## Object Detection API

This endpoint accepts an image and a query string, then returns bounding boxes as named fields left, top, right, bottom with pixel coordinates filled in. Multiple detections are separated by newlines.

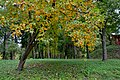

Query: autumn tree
left=65, top=0, right=104, bottom=58
left=0, top=0, right=104, bottom=71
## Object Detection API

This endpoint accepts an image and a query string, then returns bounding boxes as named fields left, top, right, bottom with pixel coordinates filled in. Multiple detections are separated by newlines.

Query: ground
left=0, top=59, right=120, bottom=80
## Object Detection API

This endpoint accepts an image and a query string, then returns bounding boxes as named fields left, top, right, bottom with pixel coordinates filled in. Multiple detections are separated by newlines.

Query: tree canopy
left=0, top=0, right=104, bottom=51
left=0, top=0, right=106, bottom=70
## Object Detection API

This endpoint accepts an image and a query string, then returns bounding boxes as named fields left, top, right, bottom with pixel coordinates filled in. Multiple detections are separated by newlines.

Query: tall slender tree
left=97, top=0, right=120, bottom=61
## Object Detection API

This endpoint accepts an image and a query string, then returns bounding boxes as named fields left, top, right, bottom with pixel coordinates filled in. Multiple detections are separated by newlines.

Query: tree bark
left=74, top=46, right=77, bottom=59
left=47, top=43, right=50, bottom=58
left=41, top=51, right=44, bottom=59
left=32, top=49, right=36, bottom=59
left=101, top=26, right=107, bottom=61
left=15, top=34, right=18, bottom=43
left=38, top=52, right=41, bottom=58
left=17, top=31, right=39, bottom=71
left=3, top=33, right=6, bottom=60
left=38, top=50, right=44, bottom=59
left=18, top=41, right=37, bottom=71
left=86, top=45, right=90, bottom=59
left=10, top=52, right=13, bottom=60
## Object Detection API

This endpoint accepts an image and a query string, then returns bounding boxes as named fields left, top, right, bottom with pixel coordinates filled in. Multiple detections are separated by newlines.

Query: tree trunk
left=47, top=43, right=50, bottom=58
left=10, top=52, right=13, bottom=60
left=39, top=49, right=44, bottom=59
left=15, top=34, right=18, bottom=43
left=101, top=27, right=107, bottom=61
left=74, top=46, right=77, bottom=59
left=32, top=49, right=36, bottom=59
left=41, top=51, right=44, bottom=59
left=3, top=33, right=6, bottom=60
left=18, top=41, right=37, bottom=71
left=86, top=45, right=90, bottom=59
left=38, top=52, right=41, bottom=58
left=17, top=31, right=39, bottom=71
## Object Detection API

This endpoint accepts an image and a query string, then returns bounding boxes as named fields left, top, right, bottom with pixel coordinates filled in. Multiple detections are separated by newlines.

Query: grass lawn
left=0, top=59, right=120, bottom=80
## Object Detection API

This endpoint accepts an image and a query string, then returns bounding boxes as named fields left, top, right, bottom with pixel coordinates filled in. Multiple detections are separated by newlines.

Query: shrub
left=91, top=45, right=120, bottom=59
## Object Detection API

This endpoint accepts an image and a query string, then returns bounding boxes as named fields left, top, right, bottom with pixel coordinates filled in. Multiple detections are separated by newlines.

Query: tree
left=6, top=40, right=24, bottom=60
left=1, top=0, right=104, bottom=71
left=97, top=0, right=120, bottom=61
left=0, top=18, right=10, bottom=60
left=0, top=1, right=12, bottom=59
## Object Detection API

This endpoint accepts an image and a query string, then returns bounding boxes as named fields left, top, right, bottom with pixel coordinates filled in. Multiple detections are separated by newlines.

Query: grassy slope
left=0, top=59, right=120, bottom=80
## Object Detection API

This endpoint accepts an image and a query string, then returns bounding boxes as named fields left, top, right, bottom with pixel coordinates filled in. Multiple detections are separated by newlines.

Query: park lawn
left=0, top=59, right=120, bottom=80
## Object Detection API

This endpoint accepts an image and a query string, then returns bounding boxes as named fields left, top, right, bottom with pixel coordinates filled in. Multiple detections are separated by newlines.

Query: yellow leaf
left=43, top=27, right=47, bottom=31
left=36, top=11, right=40, bottom=15
left=1, top=16, right=5, bottom=20
left=55, top=16, right=58, bottom=21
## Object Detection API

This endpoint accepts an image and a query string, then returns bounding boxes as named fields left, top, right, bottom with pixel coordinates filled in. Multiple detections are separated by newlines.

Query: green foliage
left=0, top=59, right=120, bottom=80
left=0, top=0, right=104, bottom=52
left=7, top=40, right=25, bottom=58
left=0, top=40, right=25, bottom=59
left=97, top=0, right=120, bottom=33
left=91, top=45, right=120, bottom=59
left=0, top=43, right=4, bottom=53
left=6, top=41, right=19, bottom=53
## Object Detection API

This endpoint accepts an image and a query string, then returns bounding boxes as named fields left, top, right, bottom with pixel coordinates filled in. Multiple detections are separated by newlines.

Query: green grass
left=0, top=59, right=120, bottom=80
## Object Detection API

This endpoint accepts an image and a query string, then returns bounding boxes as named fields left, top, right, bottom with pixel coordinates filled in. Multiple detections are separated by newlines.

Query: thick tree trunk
left=86, top=45, right=90, bottom=59
left=17, top=41, right=37, bottom=71
left=3, top=33, right=6, bottom=60
left=17, top=31, right=39, bottom=71
left=101, top=27, right=107, bottom=61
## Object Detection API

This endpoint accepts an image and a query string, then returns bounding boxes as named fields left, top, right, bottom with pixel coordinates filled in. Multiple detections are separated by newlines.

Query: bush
left=91, top=45, right=120, bottom=59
